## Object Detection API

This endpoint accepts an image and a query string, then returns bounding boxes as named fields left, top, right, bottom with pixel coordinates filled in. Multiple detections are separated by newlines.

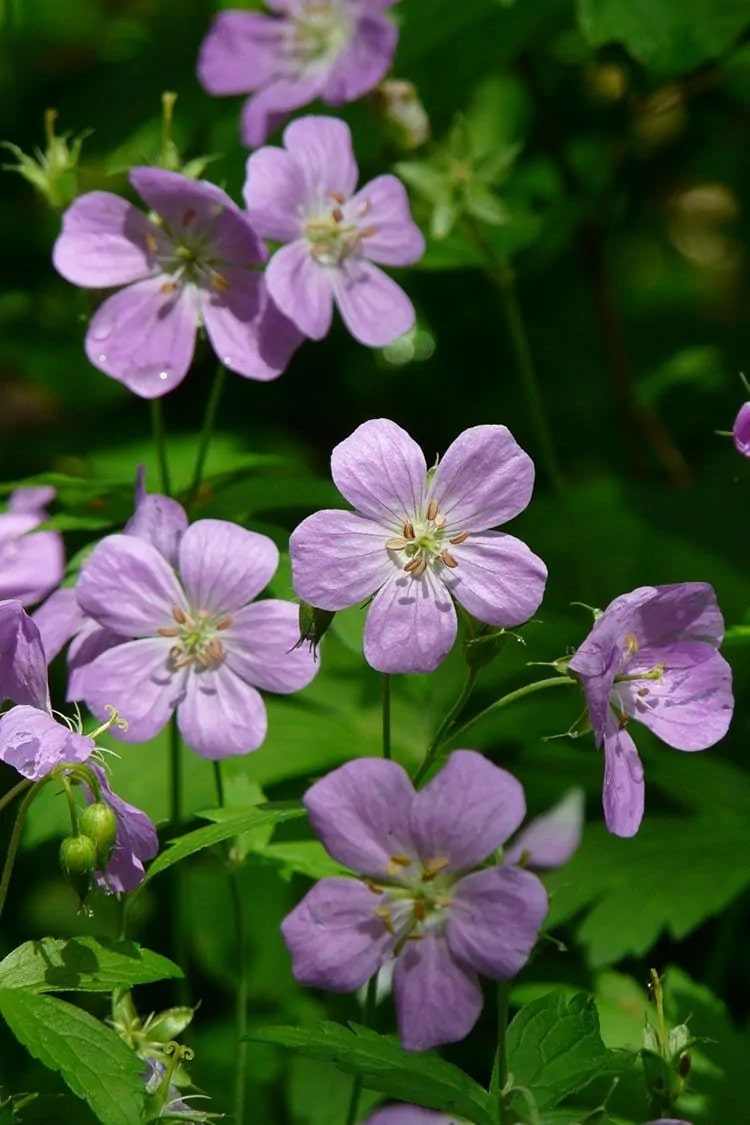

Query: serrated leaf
left=0, top=937, right=181, bottom=993
left=251, top=1022, right=495, bottom=1125
left=0, top=989, right=145, bottom=1125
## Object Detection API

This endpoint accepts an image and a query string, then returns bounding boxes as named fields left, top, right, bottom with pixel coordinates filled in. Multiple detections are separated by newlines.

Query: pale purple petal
left=289, top=509, right=392, bottom=611
left=0, top=528, right=64, bottom=606
left=0, top=706, right=93, bottom=780
left=441, top=531, right=547, bottom=629
left=124, top=493, right=188, bottom=568
left=0, top=600, right=50, bottom=710
left=411, top=751, right=525, bottom=870
left=266, top=241, right=334, bottom=340
left=178, top=521, right=278, bottom=615
left=628, top=583, right=725, bottom=660
left=197, top=11, right=281, bottom=95
left=305, top=758, right=416, bottom=876
left=446, top=866, right=548, bottom=978
left=733, top=402, right=750, bottom=456
left=177, top=666, right=268, bottom=758
left=393, top=936, right=483, bottom=1051
left=200, top=269, right=301, bottom=381
left=602, top=728, right=644, bottom=838
left=429, top=425, right=536, bottom=532
left=631, top=653, right=733, bottom=751
left=67, top=621, right=122, bottom=702
left=283, top=116, right=359, bottom=200
left=240, top=75, right=327, bottom=149
left=9, top=487, right=56, bottom=514
left=332, top=259, right=415, bottom=347
left=85, top=276, right=197, bottom=399
left=77, top=535, right=186, bottom=636
left=330, top=418, right=426, bottom=523
left=89, top=765, right=158, bottom=893
left=322, top=15, right=397, bottom=104
left=243, top=146, right=307, bottom=242
left=82, top=639, right=182, bottom=744
left=223, top=600, right=318, bottom=693
left=53, top=192, right=157, bottom=287
left=365, top=1108, right=455, bottom=1125
left=504, top=789, right=584, bottom=869
left=364, top=570, right=457, bottom=674
left=348, top=175, right=424, bottom=267
left=33, top=588, right=88, bottom=663
left=282, top=877, right=391, bottom=991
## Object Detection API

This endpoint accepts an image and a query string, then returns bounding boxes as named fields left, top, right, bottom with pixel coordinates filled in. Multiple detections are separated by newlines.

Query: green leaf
left=0, top=989, right=145, bottom=1125
left=255, top=840, right=351, bottom=882
left=0, top=937, right=181, bottom=993
left=251, top=1022, right=495, bottom=1125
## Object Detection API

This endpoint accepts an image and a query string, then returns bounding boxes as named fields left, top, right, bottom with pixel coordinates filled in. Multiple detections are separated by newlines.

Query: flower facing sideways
left=568, top=583, right=733, bottom=837
left=281, top=751, right=548, bottom=1052
left=0, top=487, right=64, bottom=606
left=733, top=401, right=750, bottom=457
left=84, top=765, right=158, bottom=894
left=244, top=117, right=424, bottom=347
left=290, top=418, right=547, bottom=673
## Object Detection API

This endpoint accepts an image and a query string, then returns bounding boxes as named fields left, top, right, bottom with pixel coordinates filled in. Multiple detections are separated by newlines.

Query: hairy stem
left=150, top=399, right=172, bottom=497
left=494, top=980, right=511, bottom=1123
left=0, top=778, right=32, bottom=818
left=344, top=976, right=378, bottom=1125
left=187, top=363, right=226, bottom=511
left=0, top=780, right=46, bottom=923
left=449, top=676, right=576, bottom=745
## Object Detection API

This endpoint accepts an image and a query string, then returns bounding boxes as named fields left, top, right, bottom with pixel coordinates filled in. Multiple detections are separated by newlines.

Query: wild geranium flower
left=281, top=751, right=548, bottom=1051
left=198, top=1, right=399, bottom=149
left=74, top=517, right=319, bottom=759
left=364, top=1108, right=462, bottom=1125
left=0, top=487, right=64, bottom=606
left=53, top=166, right=302, bottom=398
left=568, top=583, right=733, bottom=838
left=733, top=401, right=750, bottom=457
left=243, top=117, right=424, bottom=347
left=290, top=419, right=547, bottom=673
left=85, top=765, right=158, bottom=894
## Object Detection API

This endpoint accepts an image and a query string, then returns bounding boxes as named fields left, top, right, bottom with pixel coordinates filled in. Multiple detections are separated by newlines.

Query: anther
left=412, top=900, right=428, bottom=922
left=330, top=190, right=346, bottom=204
left=362, top=879, right=382, bottom=894
left=215, top=616, right=232, bottom=631
left=357, top=200, right=371, bottom=217
left=434, top=895, right=453, bottom=908
left=360, top=225, right=378, bottom=239
left=404, top=558, right=427, bottom=577
left=374, top=906, right=395, bottom=935
left=637, top=688, right=650, bottom=697
left=403, top=520, right=415, bottom=540
left=331, top=206, right=344, bottom=223
left=624, top=633, right=639, bottom=656
left=406, top=932, right=425, bottom=941
left=160, top=281, right=179, bottom=295
left=426, top=498, right=438, bottom=521
left=449, top=530, right=470, bottom=544
left=146, top=231, right=159, bottom=254
left=158, top=626, right=180, bottom=637
left=440, top=549, right=458, bottom=569
left=618, top=712, right=629, bottom=730
left=422, top=856, right=450, bottom=881
left=211, top=272, right=230, bottom=293
left=172, top=606, right=188, bottom=624
left=386, top=537, right=408, bottom=550
left=433, top=513, right=446, bottom=529
left=182, top=208, right=196, bottom=226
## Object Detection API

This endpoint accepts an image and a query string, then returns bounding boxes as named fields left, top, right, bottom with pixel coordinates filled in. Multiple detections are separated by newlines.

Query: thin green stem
left=168, top=715, right=182, bottom=828
left=0, top=780, right=46, bottom=923
left=381, top=674, right=391, bottom=760
left=450, top=676, right=575, bottom=746
left=494, top=980, right=511, bottom=1123
left=168, top=718, right=189, bottom=1004
left=0, top=778, right=31, bottom=818
left=212, top=760, right=225, bottom=808
left=187, top=363, right=227, bottom=511
left=150, top=400, right=172, bottom=497
left=412, top=669, right=478, bottom=786
left=344, top=976, right=378, bottom=1125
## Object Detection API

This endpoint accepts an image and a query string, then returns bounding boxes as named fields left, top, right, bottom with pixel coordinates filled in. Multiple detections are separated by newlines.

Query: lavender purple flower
left=0, top=487, right=64, bottom=606
left=85, top=765, right=158, bottom=893
left=198, top=1, right=399, bottom=148
left=53, top=167, right=302, bottom=398
left=290, top=418, right=547, bottom=673
left=568, top=583, right=733, bottom=838
left=281, top=751, right=548, bottom=1051
left=243, top=117, right=424, bottom=346
left=363, top=1108, right=460, bottom=1125
left=732, top=401, right=750, bottom=457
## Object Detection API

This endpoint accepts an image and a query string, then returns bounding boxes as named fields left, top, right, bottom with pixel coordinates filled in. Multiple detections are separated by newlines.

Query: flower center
left=146, top=214, right=231, bottom=295
left=385, top=499, right=470, bottom=580
left=366, top=854, right=455, bottom=950
left=158, top=604, right=232, bottom=671
left=289, top=1, right=351, bottom=68
left=610, top=633, right=667, bottom=728
left=304, top=191, right=378, bottom=267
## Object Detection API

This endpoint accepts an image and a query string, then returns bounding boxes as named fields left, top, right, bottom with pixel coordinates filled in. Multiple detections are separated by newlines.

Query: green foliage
left=0, top=937, right=181, bottom=994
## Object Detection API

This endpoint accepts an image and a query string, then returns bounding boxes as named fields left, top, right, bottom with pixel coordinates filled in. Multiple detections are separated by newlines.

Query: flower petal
left=631, top=652, right=733, bottom=751
left=243, top=146, right=307, bottom=242
left=447, top=866, right=548, bottom=978
left=305, top=758, right=417, bottom=876
left=177, top=666, right=268, bottom=758
left=0, top=529, right=64, bottom=606
left=89, top=765, right=158, bottom=893
left=53, top=192, right=156, bottom=287
left=289, top=509, right=393, bottom=611
left=197, top=10, right=281, bottom=95
left=85, top=276, right=197, bottom=399
left=504, top=789, right=584, bottom=870
left=411, top=751, right=526, bottom=870
left=240, top=75, right=328, bottom=149
left=332, top=259, right=415, bottom=347
left=8, top=487, right=56, bottom=514
left=223, top=600, right=318, bottom=693
left=266, top=241, right=334, bottom=340
left=33, top=588, right=89, bottom=663
left=628, top=582, right=725, bottom=663
left=67, top=621, right=122, bottom=702
left=124, top=493, right=188, bottom=568
left=733, top=401, right=750, bottom=456
left=364, top=1108, right=455, bottom=1125
left=441, top=532, right=547, bottom=628
left=282, top=877, right=391, bottom=991
left=283, top=115, right=359, bottom=200
left=393, top=936, right=483, bottom=1051
left=77, top=535, right=186, bottom=636
left=82, top=639, right=182, bottom=744
left=200, top=270, right=302, bottom=381
left=0, top=706, right=93, bottom=780
left=322, top=15, right=398, bottom=104
left=0, top=600, right=50, bottom=710
left=602, top=728, right=644, bottom=838
left=330, top=418, right=426, bottom=523
left=429, top=425, right=536, bottom=532
left=178, top=522, right=278, bottom=615
left=364, top=571, right=457, bottom=674
left=348, top=175, right=424, bottom=267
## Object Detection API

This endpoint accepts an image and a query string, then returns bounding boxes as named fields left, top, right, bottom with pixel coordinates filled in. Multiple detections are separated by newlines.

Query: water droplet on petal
left=222, top=355, right=232, bottom=366
left=97, top=354, right=107, bottom=365
left=158, top=371, right=169, bottom=381
left=627, top=753, right=644, bottom=783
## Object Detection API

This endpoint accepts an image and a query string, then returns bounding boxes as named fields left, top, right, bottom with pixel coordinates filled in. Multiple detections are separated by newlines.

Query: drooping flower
left=84, top=765, right=158, bottom=894
left=568, top=583, right=733, bottom=838
left=198, top=1, right=399, bottom=149
left=243, top=117, right=424, bottom=347
left=53, top=166, right=303, bottom=398
left=281, top=750, right=548, bottom=1051
left=732, top=401, right=750, bottom=457
left=74, top=516, right=319, bottom=758
left=363, top=1108, right=461, bottom=1125
left=289, top=418, right=547, bottom=673
left=0, top=487, right=64, bottom=606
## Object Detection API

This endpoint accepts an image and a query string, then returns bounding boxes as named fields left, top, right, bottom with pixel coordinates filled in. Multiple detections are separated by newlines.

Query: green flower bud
left=145, top=1006, right=196, bottom=1044
left=59, top=834, right=97, bottom=904
left=79, top=802, right=118, bottom=869
left=295, top=602, right=335, bottom=659
left=1, top=109, right=89, bottom=210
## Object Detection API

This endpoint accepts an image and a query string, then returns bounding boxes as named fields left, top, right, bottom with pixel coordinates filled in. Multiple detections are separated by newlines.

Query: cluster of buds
left=58, top=796, right=118, bottom=905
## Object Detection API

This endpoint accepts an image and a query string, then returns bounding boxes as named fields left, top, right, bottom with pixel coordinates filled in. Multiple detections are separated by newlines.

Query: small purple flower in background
left=244, top=117, right=424, bottom=346
left=0, top=487, right=64, bottom=606
left=85, top=765, right=158, bottom=894
left=643, top=1120, right=692, bottom=1125
left=732, top=401, right=750, bottom=457
left=363, top=1107, right=462, bottom=1125
left=282, top=750, right=548, bottom=1051
left=74, top=513, right=319, bottom=759
left=504, top=788, right=584, bottom=870
left=198, top=1, right=399, bottom=148
left=568, top=583, right=733, bottom=838
left=290, top=419, right=547, bottom=673
left=53, top=167, right=302, bottom=398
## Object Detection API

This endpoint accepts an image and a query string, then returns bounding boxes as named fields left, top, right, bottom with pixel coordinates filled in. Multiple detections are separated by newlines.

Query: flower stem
left=382, top=674, right=392, bottom=760
left=493, top=980, right=511, bottom=1123
left=0, top=780, right=46, bottom=923
left=168, top=714, right=182, bottom=829
left=412, top=669, right=478, bottom=786
left=344, top=976, right=378, bottom=1125
left=0, top=778, right=32, bottom=818
left=187, top=363, right=226, bottom=511
left=168, top=717, right=189, bottom=1005
left=149, top=399, right=172, bottom=497
left=450, top=675, right=576, bottom=745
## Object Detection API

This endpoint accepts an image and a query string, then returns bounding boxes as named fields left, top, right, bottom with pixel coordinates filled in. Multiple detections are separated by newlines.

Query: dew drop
left=97, top=353, right=108, bottom=365
left=222, top=355, right=232, bottom=366
left=158, top=371, right=169, bottom=381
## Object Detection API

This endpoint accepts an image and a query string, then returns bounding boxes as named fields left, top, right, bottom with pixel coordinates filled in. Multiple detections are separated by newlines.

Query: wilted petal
left=77, top=535, right=186, bottom=636
left=411, top=751, right=525, bottom=871
left=243, top=146, right=307, bottom=242
left=441, top=532, right=547, bottom=629
left=282, top=877, right=391, bottom=991
left=332, top=259, right=415, bottom=347
left=223, top=600, right=318, bottom=693
left=330, top=418, right=426, bottom=523
left=504, top=789, right=584, bottom=869
left=197, top=11, right=281, bottom=95
left=124, top=493, right=188, bottom=568
left=733, top=401, right=750, bottom=457
left=283, top=116, right=359, bottom=200
left=266, top=241, right=334, bottom=340
left=393, top=936, right=483, bottom=1051
left=602, top=728, right=644, bottom=838
left=0, top=706, right=93, bottom=780
left=290, top=509, right=392, bottom=611
left=89, top=766, right=158, bottom=893
left=179, top=521, right=278, bottom=615
left=429, top=425, right=536, bottom=532
left=364, top=570, right=457, bottom=675
left=632, top=653, right=733, bottom=751
left=323, top=15, right=398, bottom=104
left=0, top=600, right=50, bottom=710
left=177, top=666, right=268, bottom=758
left=240, top=75, right=327, bottom=149
left=33, top=588, right=88, bottom=663
left=447, top=866, right=548, bottom=978
left=53, top=192, right=157, bottom=287
left=348, top=175, right=424, bottom=267
left=83, top=639, right=182, bottom=744
left=304, top=757, right=416, bottom=876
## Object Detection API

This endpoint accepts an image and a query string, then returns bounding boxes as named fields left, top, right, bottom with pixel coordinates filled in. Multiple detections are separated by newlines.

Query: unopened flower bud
left=373, top=79, right=430, bottom=150
left=145, top=1006, right=196, bottom=1044
left=79, top=802, right=118, bottom=869
left=2, top=109, right=89, bottom=209
left=59, top=834, right=97, bottom=903
left=294, top=602, right=335, bottom=659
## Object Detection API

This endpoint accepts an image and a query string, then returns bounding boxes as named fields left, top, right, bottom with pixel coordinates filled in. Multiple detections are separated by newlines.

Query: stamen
left=624, top=633, right=639, bottom=657
left=440, top=549, right=458, bottom=569
left=412, top=900, right=428, bottom=922
left=449, top=530, right=470, bottom=545
left=158, top=626, right=180, bottom=637
left=182, top=208, right=196, bottom=226
left=434, top=895, right=453, bottom=908
left=406, top=932, right=425, bottom=941
left=359, top=225, right=378, bottom=239
left=160, top=281, right=179, bottom=295
left=330, top=190, right=346, bottom=204
left=169, top=645, right=182, bottom=661
left=145, top=231, right=159, bottom=254
left=215, top=616, right=232, bottom=631
left=362, top=879, right=382, bottom=894
left=386, top=537, right=408, bottom=550
left=618, top=712, right=628, bottom=730
left=172, top=606, right=188, bottom=624
left=357, top=200, right=371, bottom=216
left=331, top=207, right=344, bottom=223
left=637, top=688, right=650, bottom=697
left=433, top=513, right=446, bottom=529
left=211, top=272, right=230, bottom=293
left=403, top=520, right=415, bottom=540
left=404, top=558, right=427, bottom=577
left=426, top=498, right=438, bottom=521
left=422, top=856, right=450, bottom=881
left=374, top=906, right=395, bottom=935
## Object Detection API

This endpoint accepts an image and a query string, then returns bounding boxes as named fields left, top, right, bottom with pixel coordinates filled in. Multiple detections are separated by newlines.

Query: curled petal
left=223, top=600, right=318, bottom=694
left=447, top=866, right=548, bottom=979
left=177, top=667, right=268, bottom=758
left=429, top=425, right=535, bottom=532
left=332, top=259, right=415, bottom=347
left=504, top=789, right=584, bottom=870
left=393, top=936, right=483, bottom=1051
left=364, top=570, right=457, bottom=675
left=178, top=521, right=278, bottom=615
left=290, top=509, right=393, bottom=611
left=88, top=765, right=158, bottom=894
left=53, top=192, right=157, bottom=287
left=441, top=531, right=547, bottom=629
left=630, top=582, right=725, bottom=660
left=0, top=529, right=64, bottom=607
left=0, top=706, right=93, bottom=780
left=602, top=728, right=644, bottom=838
left=330, top=418, right=426, bottom=524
